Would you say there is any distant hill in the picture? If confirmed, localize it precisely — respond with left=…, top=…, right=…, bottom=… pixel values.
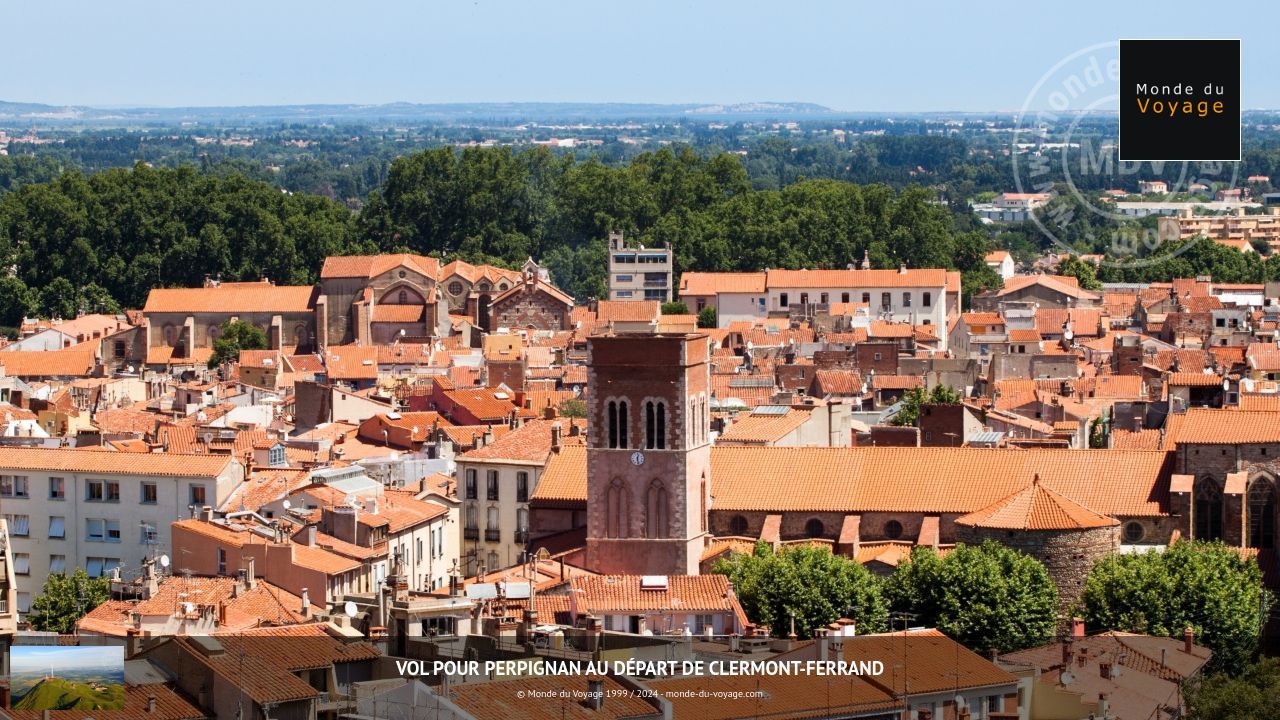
left=0, top=99, right=838, bottom=126
left=12, top=677, right=125, bottom=711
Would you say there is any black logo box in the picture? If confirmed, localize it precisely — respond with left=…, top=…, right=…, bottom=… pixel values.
left=1119, top=39, right=1240, bottom=162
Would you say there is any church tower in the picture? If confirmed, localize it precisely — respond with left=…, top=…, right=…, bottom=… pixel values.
left=584, top=331, right=712, bottom=575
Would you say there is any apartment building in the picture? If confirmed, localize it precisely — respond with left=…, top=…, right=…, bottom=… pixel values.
left=1157, top=206, right=1280, bottom=252
left=0, top=448, right=243, bottom=613
left=606, top=231, right=673, bottom=302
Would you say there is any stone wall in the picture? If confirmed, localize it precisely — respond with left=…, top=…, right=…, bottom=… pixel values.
left=956, top=524, right=1120, bottom=616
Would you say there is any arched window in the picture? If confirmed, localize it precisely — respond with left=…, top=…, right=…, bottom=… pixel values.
left=884, top=520, right=904, bottom=539
left=607, top=401, right=618, bottom=448
left=606, top=478, right=629, bottom=539
left=646, top=480, right=669, bottom=539
left=1195, top=476, right=1224, bottom=541
left=700, top=475, right=708, bottom=533
left=398, top=289, right=408, bottom=303
left=645, top=400, right=666, bottom=449
left=163, top=325, right=175, bottom=346
left=208, top=325, right=220, bottom=343
left=805, top=518, right=825, bottom=538
left=729, top=515, right=748, bottom=535
left=618, top=400, right=629, bottom=448
left=1247, top=476, right=1277, bottom=549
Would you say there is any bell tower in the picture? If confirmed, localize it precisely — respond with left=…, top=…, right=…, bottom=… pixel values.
left=585, top=331, right=712, bottom=575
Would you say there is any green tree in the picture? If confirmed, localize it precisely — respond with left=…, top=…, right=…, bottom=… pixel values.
left=1081, top=540, right=1273, bottom=673
left=1185, top=657, right=1280, bottom=720
left=714, top=542, right=888, bottom=639
left=890, top=383, right=963, bottom=427
left=557, top=397, right=587, bottom=418
left=29, top=568, right=110, bottom=634
left=38, top=277, right=79, bottom=319
left=660, top=301, right=689, bottom=315
left=697, top=306, right=717, bottom=328
left=208, top=319, right=268, bottom=368
left=885, top=542, right=1058, bottom=653
left=1056, top=255, right=1104, bottom=290
left=0, top=276, right=34, bottom=329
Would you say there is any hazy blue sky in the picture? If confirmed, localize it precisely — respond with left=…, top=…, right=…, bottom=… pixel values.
left=10, top=0, right=1277, bottom=110
left=10, top=646, right=123, bottom=672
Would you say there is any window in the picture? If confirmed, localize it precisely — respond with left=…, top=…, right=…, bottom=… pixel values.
left=105, top=519, right=121, bottom=543
left=13, top=553, right=28, bottom=576
left=48, top=516, right=64, bottom=539
left=646, top=480, right=669, bottom=539
left=5, top=514, right=28, bottom=537
left=841, top=292, right=850, bottom=303
left=486, top=470, right=499, bottom=501
left=86, top=518, right=105, bottom=541
left=804, top=518, right=825, bottom=538
left=616, top=290, right=633, bottom=298
left=884, top=520, right=904, bottom=539
left=268, top=445, right=285, bottom=466
left=861, top=292, right=870, bottom=304
left=1195, top=477, right=1224, bottom=541
left=645, top=400, right=666, bottom=449
left=1123, top=521, right=1145, bottom=543
left=799, top=293, right=809, bottom=305
left=417, top=538, right=423, bottom=565
left=465, top=469, right=478, bottom=500
left=902, top=292, right=912, bottom=307
left=1, top=475, right=28, bottom=498
left=141, top=482, right=157, bottom=504
left=217, top=548, right=226, bottom=576
left=729, top=515, right=749, bottom=535
left=114, top=340, right=126, bottom=356
left=189, top=484, right=206, bottom=506
left=615, top=274, right=633, bottom=283
left=86, top=480, right=104, bottom=501
left=141, top=525, right=158, bottom=544
left=516, top=472, right=529, bottom=503
left=106, top=481, right=120, bottom=502
left=607, top=400, right=629, bottom=449
left=606, top=478, right=629, bottom=538
left=49, top=555, right=66, bottom=574
left=779, top=293, right=789, bottom=308
left=923, top=292, right=932, bottom=307
left=1247, top=477, right=1276, bottom=549
left=465, top=504, right=478, bottom=529
left=486, top=551, right=499, bottom=572
left=880, top=292, right=891, bottom=308
left=49, top=477, right=64, bottom=500
left=819, top=293, right=828, bottom=304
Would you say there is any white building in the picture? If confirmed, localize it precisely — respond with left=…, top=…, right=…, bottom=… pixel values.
left=985, top=250, right=1016, bottom=281
left=0, top=448, right=243, bottom=615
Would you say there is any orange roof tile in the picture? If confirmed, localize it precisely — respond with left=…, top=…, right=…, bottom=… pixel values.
left=679, top=272, right=768, bottom=295
left=1110, top=428, right=1163, bottom=450
left=1168, top=372, right=1224, bottom=387
left=459, top=418, right=587, bottom=462
left=323, top=346, right=379, bottom=380
left=370, top=304, right=425, bottom=323
left=143, top=282, right=315, bottom=313
left=955, top=476, right=1119, bottom=530
left=594, top=300, right=661, bottom=323
left=570, top=574, right=743, bottom=614
left=1173, top=408, right=1280, bottom=444
left=998, top=274, right=1099, bottom=300
left=0, top=346, right=98, bottom=377
left=718, top=408, right=812, bottom=444
left=0, top=447, right=232, bottom=477
left=320, top=253, right=440, bottom=279
left=766, top=268, right=949, bottom=289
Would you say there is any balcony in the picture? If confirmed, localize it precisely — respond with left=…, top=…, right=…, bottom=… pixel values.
left=514, top=530, right=529, bottom=545
left=464, top=527, right=480, bottom=541
left=485, top=528, right=501, bottom=543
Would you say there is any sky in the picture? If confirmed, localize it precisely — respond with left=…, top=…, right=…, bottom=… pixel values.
left=10, top=646, right=123, bottom=672
left=9, top=0, right=1279, bottom=111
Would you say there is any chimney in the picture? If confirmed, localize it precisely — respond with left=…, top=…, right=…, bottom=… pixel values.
left=1184, top=626, right=1194, bottom=654
left=146, top=695, right=157, bottom=714
left=217, top=601, right=228, bottom=626
left=1072, top=617, right=1085, bottom=638
left=201, top=505, right=213, bottom=522
left=543, top=405, right=557, bottom=420
left=1098, top=693, right=1109, bottom=718
left=1062, top=637, right=1074, bottom=665
left=586, top=678, right=604, bottom=710
left=815, top=628, right=829, bottom=661
left=244, top=558, right=256, bottom=590
left=898, top=264, right=907, bottom=274
left=305, top=525, right=317, bottom=547
left=551, top=423, right=562, bottom=453
left=301, top=588, right=311, bottom=618
left=370, top=497, right=380, bottom=515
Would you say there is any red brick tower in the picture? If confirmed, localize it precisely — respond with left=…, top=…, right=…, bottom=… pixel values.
left=584, top=332, right=712, bottom=575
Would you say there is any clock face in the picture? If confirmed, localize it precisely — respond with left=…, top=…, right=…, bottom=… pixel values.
left=630, top=451, right=645, bottom=467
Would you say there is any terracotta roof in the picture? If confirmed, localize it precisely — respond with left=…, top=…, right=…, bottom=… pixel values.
left=0, top=346, right=97, bottom=377
left=679, top=272, right=768, bottom=295
left=490, top=277, right=575, bottom=308
left=1168, top=371, right=1223, bottom=387
left=1037, top=308, right=1105, bottom=337
left=766, top=268, right=949, bottom=289
left=459, top=418, right=586, bottom=462
left=718, top=408, right=812, bottom=444
left=535, top=446, right=1171, bottom=517
left=370, top=304, right=425, bottom=323
left=594, top=300, right=660, bottom=323
left=143, top=282, right=315, bottom=313
left=324, top=346, right=379, bottom=381
left=650, top=670, right=898, bottom=720
left=998, top=274, right=1099, bottom=300
left=320, top=253, right=440, bottom=279
left=955, top=476, right=1119, bottom=530
left=871, top=374, right=924, bottom=390
left=92, top=407, right=162, bottom=436
left=812, top=369, right=863, bottom=396
left=868, top=321, right=915, bottom=338
left=439, top=424, right=513, bottom=448
left=962, top=312, right=1004, bottom=326
left=443, top=387, right=519, bottom=422
left=1008, top=328, right=1043, bottom=342
left=571, top=574, right=743, bottom=614
left=986, top=250, right=1011, bottom=263
left=1111, top=428, right=1163, bottom=450
left=1237, top=394, right=1280, bottom=412
left=1173, top=408, right=1280, bottom=444
left=0, top=447, right=232, bottom=477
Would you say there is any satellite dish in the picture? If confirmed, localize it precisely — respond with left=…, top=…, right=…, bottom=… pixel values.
left=282, top=499, right=292, bottom=510
left=1063, top=330, right=1074, bottom=341
left=344, top=601, right=358, bottom=618
left=181, top=602, right=195, bottom=614
left=159, top=554, right=170, bottom=568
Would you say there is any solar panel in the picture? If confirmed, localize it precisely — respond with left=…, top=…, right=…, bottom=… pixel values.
left=465, top=583, right=498, bottom=599
left=502, top=582, right=532, bottom=599
left=751, top=406, right=791, bottom=416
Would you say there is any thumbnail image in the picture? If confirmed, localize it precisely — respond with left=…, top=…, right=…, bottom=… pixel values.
left=9, top=646, right=125, bottom=711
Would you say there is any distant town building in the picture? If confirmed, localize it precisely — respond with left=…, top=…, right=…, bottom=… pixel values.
left=972, top=192, right=1051, bottom=222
